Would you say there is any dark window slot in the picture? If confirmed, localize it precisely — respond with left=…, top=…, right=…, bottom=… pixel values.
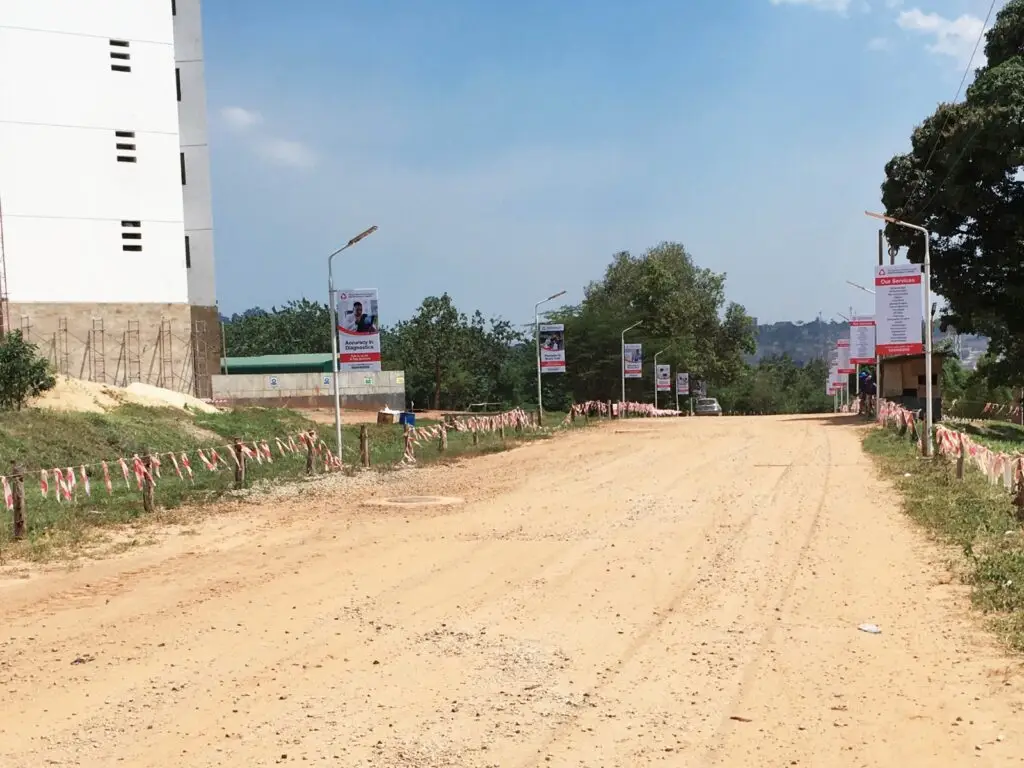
left=120, top=220, right=141, bottom=227
left=115, top=130, right=135, bottom=138
left=176, top=68, right=181, bottom=101
left=111, top=65, right=131, bottom=73
left=172, top=0, right=176, bottom=15
left=122, top=245, right=143, bottom=252
left=121, top=232, right=142, bottom=240
left=110, top=52, right=130, bottom=60
left=185, top=236, right=191, bottom=268
left=116, top=156, right=137, bottom=163
left=109, top=39, right=129, bottom=47
left=115, top=143, right=135, bottom=151
left=180, top=152, right=186, bottom=185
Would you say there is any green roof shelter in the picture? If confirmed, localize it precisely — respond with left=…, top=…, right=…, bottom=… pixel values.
left=220, top=353, right=334, bottom=375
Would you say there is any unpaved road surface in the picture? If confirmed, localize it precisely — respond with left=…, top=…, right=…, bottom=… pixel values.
left=2, top=415, right=1024, bottom=767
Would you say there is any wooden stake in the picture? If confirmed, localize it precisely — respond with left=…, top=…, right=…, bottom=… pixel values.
left=359, top=425, right=370, bottom=468
left=233, top=438, right=246, bottom=489
left=438, top=424, right=448, bottom=453
left=10, top=462, right=25, bottom=541
left=472, top=430, right=479, bottom=446
left=305, top=432, right=316, bottom=475
left=141, top=451, right=156, bottom=513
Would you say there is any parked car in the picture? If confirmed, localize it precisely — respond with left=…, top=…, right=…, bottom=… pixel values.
left=694, top=397, right=723, bottom=416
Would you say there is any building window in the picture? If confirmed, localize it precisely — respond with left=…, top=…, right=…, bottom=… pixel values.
left=121, top=220, right=142, bottom=252
left=175, top=68, right=181, bottom=101
left=109, top=39, right=132, bottom=73
left=115, top=130, right=137, bottom=163
left=185, top=235, right=191, bottom=268
left=172, top=0, right=176, bottom=15
left=180, top=152, right=187, bottom=185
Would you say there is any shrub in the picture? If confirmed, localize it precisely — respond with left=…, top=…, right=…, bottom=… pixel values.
left=0, top=331, right=56, bottom=411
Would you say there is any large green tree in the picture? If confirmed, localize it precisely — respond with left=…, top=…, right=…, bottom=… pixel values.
left=880, top=0, right=1024, bottom=386
left=223, top=299, right=331, bottom=357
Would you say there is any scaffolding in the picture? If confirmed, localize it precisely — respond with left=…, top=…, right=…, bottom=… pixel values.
left=90, top=318, right=106, bottom=383
left=193, top=319, right=210, bottom=398
left=159, top=318, right=174, bottom=389
left=126, top=320, right=141, bottom=384
left=56, top=317, right=70, bottom=376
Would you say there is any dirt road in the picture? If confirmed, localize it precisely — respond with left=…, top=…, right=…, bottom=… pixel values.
left=2, top=415, right=1023, bottom=767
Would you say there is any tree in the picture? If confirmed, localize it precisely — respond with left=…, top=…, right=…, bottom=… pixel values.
left=0, top=331, right=56, bottom=411
left=880, top=0, right=1024, bottom=387
left=223, top=299, right=331, bottom=357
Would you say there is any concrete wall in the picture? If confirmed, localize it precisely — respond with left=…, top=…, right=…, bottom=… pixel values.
left=212, top=370, right=407, bottom=411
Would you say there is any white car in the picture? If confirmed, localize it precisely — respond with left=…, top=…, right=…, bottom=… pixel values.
left=694, top=397, right=723, bottom=416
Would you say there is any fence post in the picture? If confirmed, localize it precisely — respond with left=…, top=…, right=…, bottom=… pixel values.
left=956, top=438, right=965, bottom=480
left=607, top=400, right=614, bottom=419
left=141, top=451, right=156, bottom=513
left=10, top=462, right=25, bottom=541
left=472, top=430, right=479, bottom=446
left=359, top=425, right=370, bottom=468
left=233, top=438, right=246, bottom=489
left=305, top=432, right=316, bottom=475
left=499, top=422, right=506, bottom=440
left=438, top=423, right=448, bottom=453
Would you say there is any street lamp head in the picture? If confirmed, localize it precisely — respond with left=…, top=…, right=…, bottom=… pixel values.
left=347, top=225, right=378, bottom=248
left=548, top=290, right=567, bottom=301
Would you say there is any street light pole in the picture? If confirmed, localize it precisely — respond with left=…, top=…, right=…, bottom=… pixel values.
left=534, top=290, right=566, bottom=426
left=620, top=320, right=643, bottom=404
left=865, top=210, right=933, bottom=456
left=327, top=225, right=378, bottom=459
left=653, top=348, right=667, bottom=410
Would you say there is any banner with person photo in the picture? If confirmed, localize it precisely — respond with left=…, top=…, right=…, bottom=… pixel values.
left=655, top=365, right=671, bottom=391
left=336, top=289, right=381, bottom=372
left=538, top=324, right=566, bottom=374
left=623, top=343, right=643, bottom=379
left=676, top=372, right=690, bottom=396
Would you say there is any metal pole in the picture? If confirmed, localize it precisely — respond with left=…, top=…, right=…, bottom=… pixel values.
left=326, top=225, right=378, bottom=459
left=534, top=290, right=566, bottom=427
left=923, top=231, right=934, bottom=455
left=620, top=320, right=642, bottom=405
left=653, top=348, right=667, bottom=410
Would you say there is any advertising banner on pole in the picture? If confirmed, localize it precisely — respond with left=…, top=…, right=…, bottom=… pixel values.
left=837, top=339, right=854, bottom=375
left=336, top=289, right=381, bottom=372
left=655, top=365, right=671, bottom=392
left=874, top=264, right=924, bottom=356
left=623, top=343, right=643, bottom=379
left=676, top=372, right=690, bottom=395
left=538, top=324, right=565, bottom=374
left=849, top=315, right=876, bottom=364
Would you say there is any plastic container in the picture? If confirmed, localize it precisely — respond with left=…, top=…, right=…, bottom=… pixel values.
left=399, top=411, right=416, bottom=427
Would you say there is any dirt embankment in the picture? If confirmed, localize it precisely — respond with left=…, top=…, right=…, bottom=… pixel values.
left=1, top=415, right=1023, bottom=766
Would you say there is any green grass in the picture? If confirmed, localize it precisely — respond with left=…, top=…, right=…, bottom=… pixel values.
left=949, top=419, right=1024, bottom=455
left=863, top=428, right=1024, bottom=649
left=0, top=405, right=585, bottom=558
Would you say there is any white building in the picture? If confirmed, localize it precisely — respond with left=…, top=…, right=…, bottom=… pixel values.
left=0, top=0, right=219, bottom=396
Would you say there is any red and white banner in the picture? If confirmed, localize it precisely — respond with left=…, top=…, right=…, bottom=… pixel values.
left=539, top=323, right=566, bottom=374
left=849, top=315, right=876, bottom=364
left=676, top=372, right=690, bottom=396
left=875, top=264, right=923, bottom=356
left=837, top=339, right=855, bottom=375
left=655, top=365, right=671, bottom=392
left=623, top=343, right=642, bottom=379
left=336, top=288, right=382, bottom=372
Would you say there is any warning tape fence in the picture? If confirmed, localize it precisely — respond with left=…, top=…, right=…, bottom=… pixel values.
left=878, top=400, right=1024, bottom=497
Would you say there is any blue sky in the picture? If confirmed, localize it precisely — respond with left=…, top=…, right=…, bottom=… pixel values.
left=202, top=0, right=1000, bottom=326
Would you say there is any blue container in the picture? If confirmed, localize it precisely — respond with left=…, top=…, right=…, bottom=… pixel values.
left=399, top=411, right=416, bottom=427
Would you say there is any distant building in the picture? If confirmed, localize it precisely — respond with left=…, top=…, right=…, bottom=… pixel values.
left=0, top=0, right=219, bottom=396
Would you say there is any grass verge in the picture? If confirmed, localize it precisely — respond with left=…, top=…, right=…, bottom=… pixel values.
left=863, top=428, right=1024, bottom=650
left=948, top=419, right=1024, bottom=455
left=0, top=405, right=582, bottom=559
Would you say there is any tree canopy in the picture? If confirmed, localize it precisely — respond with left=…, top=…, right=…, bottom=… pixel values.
left=880, top=0, right=1024, bottom=386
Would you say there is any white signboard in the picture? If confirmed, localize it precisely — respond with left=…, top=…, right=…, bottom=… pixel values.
left=337, top=288, right=382, bottom=372
left=539, top=324, right=566, bottom=374
left=676, top=372, right=690, bottom=395
left=623, top=343, right=643, bottom=379
left=849, top=315, right=876, bottom=364
left=837, top=339, right=854, bottom=375
left=874, top=264, right=923, bottom=356
left=655, top=364, right=671, bottom=392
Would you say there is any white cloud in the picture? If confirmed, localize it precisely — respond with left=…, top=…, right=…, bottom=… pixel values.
left=866, top=36, right=892, bottom=50
left=255, top=138, right=317, bottom=169
left=221, top=106, right=262, bottom=131
left=896, top=8, right=987, bottom=65
left=769, top=0, right=853, bottom=12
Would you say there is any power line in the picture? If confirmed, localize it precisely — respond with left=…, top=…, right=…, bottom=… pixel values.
left=902, top=0, right=997, bottom=221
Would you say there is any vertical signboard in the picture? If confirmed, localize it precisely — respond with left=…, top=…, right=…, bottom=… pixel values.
left=336, top=289, right=381, bottom=372
left=676, top=372, right=690, bottom=395
left=837, top=339, right=854, bottom=375
left=623, top=343, right=643, bottom=379
left=655, top=365, right=671, bottom=391
left=538, top=324, right=566, bottom=374
left=875, top=264, right=923, bottom=356
left=849, top=315, right=876, bottom=364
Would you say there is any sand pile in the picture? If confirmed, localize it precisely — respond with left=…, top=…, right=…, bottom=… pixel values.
left=30, top=376, right=219, bottom=415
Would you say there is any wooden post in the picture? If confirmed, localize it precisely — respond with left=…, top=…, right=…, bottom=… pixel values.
left=305, top=432, right=316, bottom=475
left=359, top=425, right=370, bottom=468
left=956, top=445, right=965, bottom=480
left=500, top=423, right=506, bottom=440
left=10, top=462, right=25, bottom=541
left=472, top=430, right=479, bottom=446
left=233, top=438, right=246, bottom=489
left=438, top=423, right=448, bottom=453
left=141, top=452, right=155, bottom=513
left=607, top=400, right=613, bottom=419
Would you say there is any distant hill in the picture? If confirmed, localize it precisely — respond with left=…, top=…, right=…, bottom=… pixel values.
left=753, top=320, right=989, bottom=369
